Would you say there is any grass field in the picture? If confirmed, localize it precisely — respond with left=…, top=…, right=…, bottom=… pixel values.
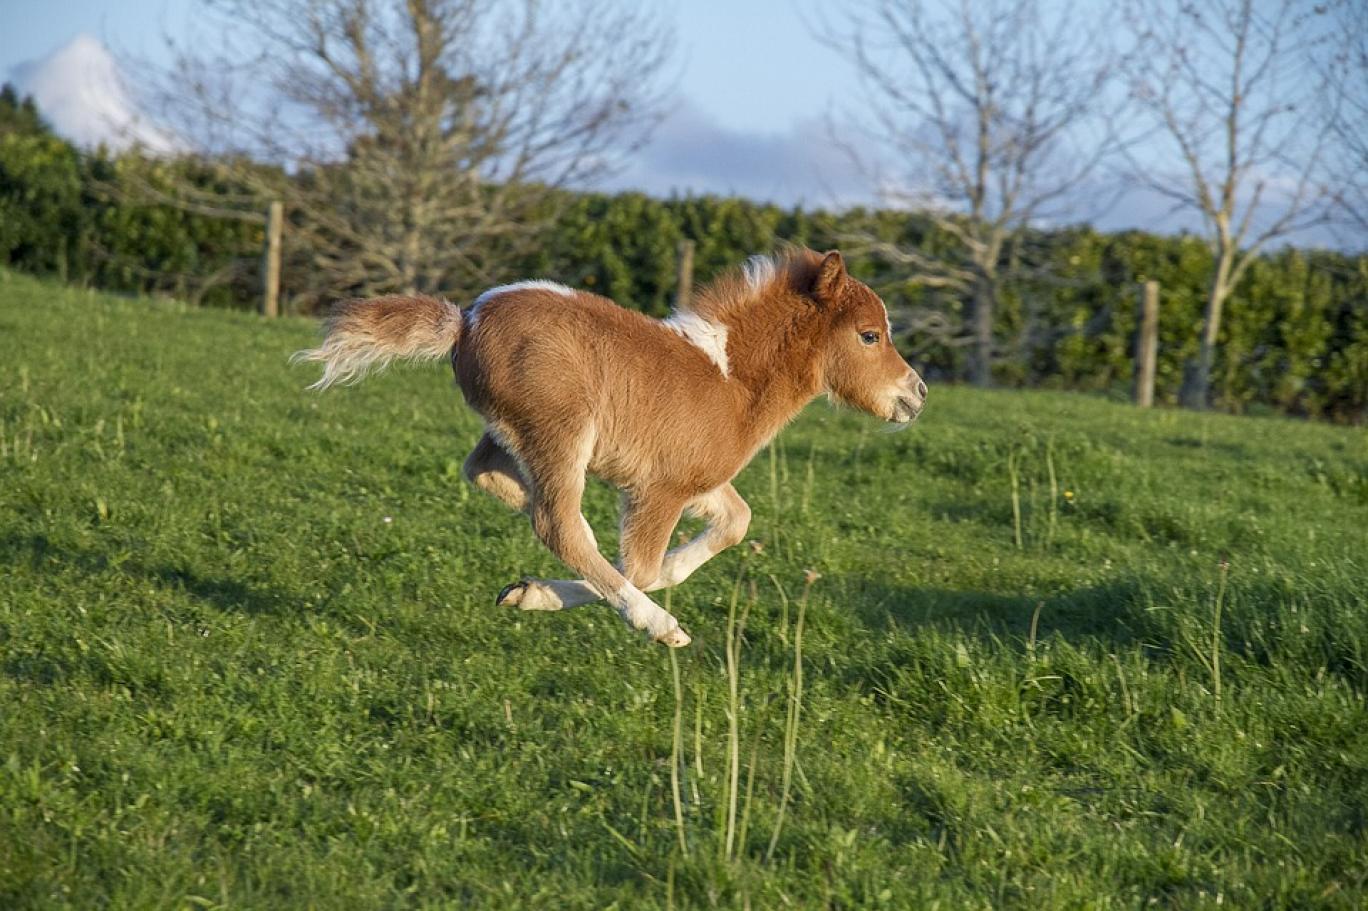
left=2, top=267, right=1366, bottom=909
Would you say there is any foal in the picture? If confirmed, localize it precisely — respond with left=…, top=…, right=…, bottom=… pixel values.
left=296, top=248, right=926, bottom=647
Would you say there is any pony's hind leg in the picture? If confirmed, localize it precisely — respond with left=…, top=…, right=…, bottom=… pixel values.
left=466, top=429, right=604, bottom=611
left=463, top=431, right=530, bottom=513
left=497, top=572, right=598, bottom=613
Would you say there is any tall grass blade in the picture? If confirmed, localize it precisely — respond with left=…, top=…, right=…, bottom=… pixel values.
left=1046, top=438, right=1059, bottom=548
left=801, top=440, right=817, bottom=515
left=1009, top=448, right=1024, bottom=550
left=767, top=570, right=815, bottom=862
left=736, top=706, right=764, bottom=858
left=769, top=442, right=781, bottom=544
left=1212, top=559, right=1229, bottom=704
left=722, top=564, right=743, bottom=862
left=669, top=644, right=688, bottom=855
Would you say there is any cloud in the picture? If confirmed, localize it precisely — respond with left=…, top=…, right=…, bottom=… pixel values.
left=7, top=33, right=179, bottom=154
left=600, top=99, right=870, bottom=209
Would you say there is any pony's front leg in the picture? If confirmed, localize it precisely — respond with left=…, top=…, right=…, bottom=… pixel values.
left=650, top=484, right=751, bottom=589
left=498, top=483, right=749, bottom=610
left=509, top=473, right=690, bottom=646
left=498, top=489, right=687, bottom=612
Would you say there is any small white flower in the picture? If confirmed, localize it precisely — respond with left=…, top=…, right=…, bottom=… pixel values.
left=383, top=516, right=393, bottom=524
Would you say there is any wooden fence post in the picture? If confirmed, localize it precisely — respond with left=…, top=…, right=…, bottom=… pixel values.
left=675, top=239, right=695, bottom=311
left=261, top=200, right=283, bottom=318
left=1134, top=279, right=1159, bottom=407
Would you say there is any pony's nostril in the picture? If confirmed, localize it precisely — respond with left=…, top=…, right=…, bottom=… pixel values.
left=916, top=380, right=928, bottom=400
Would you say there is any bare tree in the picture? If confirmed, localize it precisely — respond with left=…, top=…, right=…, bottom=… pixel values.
left=1324, top=7, right=1368, bottom=238
left=136, top=0, right=671, bottom=308
left=1121, top=0, right=1337, bottom=409
left=823, top=0, right=1120, bottom=386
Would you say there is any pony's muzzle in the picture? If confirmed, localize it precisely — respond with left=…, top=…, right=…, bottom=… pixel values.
left=892, top=397, right=922, bottom=423
left=891, top=376, right=927, bottom=423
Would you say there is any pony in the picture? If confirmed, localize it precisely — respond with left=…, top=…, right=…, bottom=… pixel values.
left=295, top=248, right=926, bottom=647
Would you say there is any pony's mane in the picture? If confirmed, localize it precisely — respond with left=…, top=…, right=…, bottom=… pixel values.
left=685, top=248, right=824, bottom=324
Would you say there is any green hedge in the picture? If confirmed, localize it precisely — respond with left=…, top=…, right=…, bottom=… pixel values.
left=2, top=84, right=1364, bottom=422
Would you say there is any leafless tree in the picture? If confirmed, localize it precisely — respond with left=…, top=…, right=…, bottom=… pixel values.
left=134, top=0, right=672, bottom=308
left=1323, top=8, right=1368, bottom=238
left=822, top=0, right=1121, bottom=386
left=1120, top=0, right=1337, bottom=409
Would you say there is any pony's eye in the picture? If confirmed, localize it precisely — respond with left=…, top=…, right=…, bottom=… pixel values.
left=859, top=330, right=880, bottom=346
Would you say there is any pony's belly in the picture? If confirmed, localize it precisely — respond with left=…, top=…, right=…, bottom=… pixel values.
left=588, top=444, right=737, bottom=499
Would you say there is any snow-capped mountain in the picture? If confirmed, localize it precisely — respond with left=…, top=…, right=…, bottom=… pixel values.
left=7, top=33, right=179, bottom=153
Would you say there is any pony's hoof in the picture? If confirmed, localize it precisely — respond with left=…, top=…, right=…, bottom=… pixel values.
left=496, top=581, right=527, bottom=607
left=656, top=627, right=692, bottom=648
left=497, top=580, right=564, bottom=610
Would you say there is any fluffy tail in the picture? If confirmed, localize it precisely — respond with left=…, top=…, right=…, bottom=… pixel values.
left=292, top=295, right=462, bottom=390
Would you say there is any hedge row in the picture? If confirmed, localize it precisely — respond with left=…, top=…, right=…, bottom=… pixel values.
left=3, top=85, right=1365, bottom=421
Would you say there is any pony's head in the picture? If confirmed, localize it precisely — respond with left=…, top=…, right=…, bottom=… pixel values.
left=810, top=251, right=926, bottom=424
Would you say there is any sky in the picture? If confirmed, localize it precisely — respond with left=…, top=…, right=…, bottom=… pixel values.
left=0, top=0, right=1353, bottom=247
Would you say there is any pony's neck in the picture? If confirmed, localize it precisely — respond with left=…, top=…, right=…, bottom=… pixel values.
left=723, top=300, right=828, bottom=450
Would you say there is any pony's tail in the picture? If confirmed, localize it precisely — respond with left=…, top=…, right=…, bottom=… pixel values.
left=292, top=295, right=463, bottom=390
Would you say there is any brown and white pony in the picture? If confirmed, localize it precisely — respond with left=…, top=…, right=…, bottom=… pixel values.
left=296, top=248, right=926, bottom=647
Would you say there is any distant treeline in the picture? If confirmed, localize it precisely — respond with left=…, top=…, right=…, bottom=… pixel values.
left=2, top=85, right=1365, bottom=422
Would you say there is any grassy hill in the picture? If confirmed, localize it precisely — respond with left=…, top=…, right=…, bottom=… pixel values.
left=2, top=269, right=1366, bottom=909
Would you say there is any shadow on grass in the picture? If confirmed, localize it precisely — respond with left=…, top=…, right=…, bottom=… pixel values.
left=693, top=567, right=1165, bottom=682
left=0, top=532, right=292, bottom=617
left=829, top=570, right=1367, bottom=697
left=0, top=532, right=330, bottom=691
left=844, top=575, right=1153, bottom=647
left=151, top=564, right=289, bottom=615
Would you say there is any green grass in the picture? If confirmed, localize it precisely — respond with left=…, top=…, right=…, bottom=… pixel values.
left=2, top=268, right=1366, bottom=909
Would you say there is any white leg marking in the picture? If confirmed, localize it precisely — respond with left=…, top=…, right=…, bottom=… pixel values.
left=653, top=540, right=717, bottom=588
left=515, top=578, right=600, bottom=611
left=610, top=584, right=687, bottom=644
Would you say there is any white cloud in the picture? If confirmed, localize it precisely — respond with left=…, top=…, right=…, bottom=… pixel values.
left=599, top=99, right=868, bottom=209
left=8, top=33, right=179, bottom=154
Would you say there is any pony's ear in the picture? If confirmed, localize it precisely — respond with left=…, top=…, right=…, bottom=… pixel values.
left=813, top=250, right=846, bottom=301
